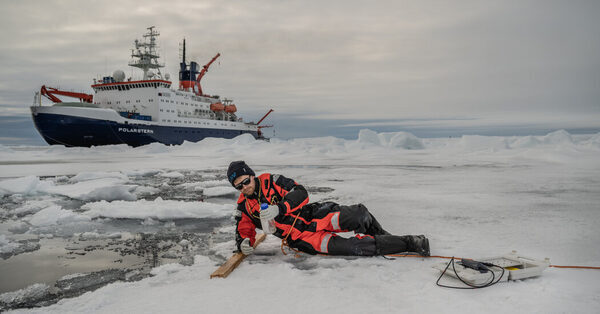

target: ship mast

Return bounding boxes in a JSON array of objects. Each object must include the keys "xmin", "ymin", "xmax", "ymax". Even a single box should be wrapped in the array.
[{"xmin": 128, "ymin": 26, "xmax": 165, "ymax": 80}]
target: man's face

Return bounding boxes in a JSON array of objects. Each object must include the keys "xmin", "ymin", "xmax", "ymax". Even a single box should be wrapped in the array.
[{"xmin": 233, "ymin": 175, "xmax": 255, "ymax": 196}]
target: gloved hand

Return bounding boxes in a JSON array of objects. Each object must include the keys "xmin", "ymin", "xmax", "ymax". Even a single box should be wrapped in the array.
[
  {"xmin": 240, "ymin": 238, "xmax": 254, "ymax": 255},
  {"xmin": 260, "ymin": 205, "xmax": 279, "ymax": 221}
]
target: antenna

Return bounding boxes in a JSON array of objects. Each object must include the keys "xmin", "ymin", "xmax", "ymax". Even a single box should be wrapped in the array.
[
  {"xmin": 128, "ymin": 27, "xmax": 165, "ymax": 80},
  {"xmin": 183, "ymin": 38, "xmax": 186, "ymax": 64}
]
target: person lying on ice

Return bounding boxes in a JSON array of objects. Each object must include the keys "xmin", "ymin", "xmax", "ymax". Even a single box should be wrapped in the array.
[{"xmin": 227, "ymin": 160, "xmax": 430, "ymax": 257}]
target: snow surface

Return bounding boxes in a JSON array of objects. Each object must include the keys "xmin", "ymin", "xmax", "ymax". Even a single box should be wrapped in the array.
[{"xmin": 1, "ymin": 129, "xmax": 600, "ymax": 313}]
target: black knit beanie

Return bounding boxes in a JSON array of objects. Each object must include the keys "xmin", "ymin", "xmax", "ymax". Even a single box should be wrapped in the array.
[{"xmin": 227, "ymin": 160, "xmax": 255, "ymax": 185}]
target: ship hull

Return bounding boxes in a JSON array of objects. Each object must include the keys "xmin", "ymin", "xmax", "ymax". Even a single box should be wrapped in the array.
[{"xmin": 31, "ymin": 107, "xmax": 258, "ymax": 147}]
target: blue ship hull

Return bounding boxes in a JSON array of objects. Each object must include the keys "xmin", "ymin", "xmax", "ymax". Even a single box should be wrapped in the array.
[{"xmin": 32, "ymin": 112, "xmax": 258, "ymax": 147}]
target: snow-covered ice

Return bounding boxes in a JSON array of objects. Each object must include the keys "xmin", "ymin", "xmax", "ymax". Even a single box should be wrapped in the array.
[
  {"xmin": 80, "ymin": 198, "xmax": 232, "ymax": 220},
  {"xmin": 0, "ymin": 234, "xmax": 20, "ymax": 254},
  {"xmin": 1, "ymin": 129, "xmax": 599, "ymax": 313}
]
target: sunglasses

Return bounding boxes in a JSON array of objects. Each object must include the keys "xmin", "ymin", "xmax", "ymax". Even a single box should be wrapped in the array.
[{"xmin": 234, "ymin": 177, "xmax": 252, "ymax": 190}]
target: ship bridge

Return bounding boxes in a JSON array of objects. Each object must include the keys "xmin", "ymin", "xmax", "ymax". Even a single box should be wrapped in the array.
[{"xmin": 91, "ymin": 79, "xmax": 171, "ymax": 92}]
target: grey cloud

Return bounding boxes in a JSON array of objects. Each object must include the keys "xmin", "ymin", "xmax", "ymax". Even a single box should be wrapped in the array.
[{"xmin": 0, "ymin": 0, "xmax": 598, "ymax": 130}]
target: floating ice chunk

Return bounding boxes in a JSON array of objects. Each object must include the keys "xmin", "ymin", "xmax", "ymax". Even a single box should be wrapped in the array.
[
  {"xmin": 42, "ymin": 178, "xmax": 137, "ymax": 201},
  {"xmin": 81, "ymin": 185, "xmax": 137, "ymax": 201},
  {"xmin": 121, "ymin": 169, "xmax": 161, "ymax": 177},
  {"xmin": 0, "ymin": 234, "xmax": 20, "ymax": 254},
  {"xmin": 200, "ymin": 179, "xmax": 230, "ymax": 187},
  {"xmin": 158, "ymin": 171, "xmax": 185, "ymax": 178},
  {"xmin": 201, "ymin": 174, "xmax": 218, "ymax": 180},
  {"xmin": 59, "ymin": 273, "xmax": 87, "ymax": 281},
  {"xmin": 69, "ymin": 171, "xmax": 128, "ymax": 183},
  {"xmin": 178, "ymin": 180, "xmax": 229, "ymax": 190},
  {"xmin": 26, "ymin": 205, "xmax": 91, "ymax": 227},
  {"xmin": 202, "ymin": 186, "xmax": 238, "ymax": 197},
  {"xmin": 0, "ymin": 238, "xmax": 40, "ymax": 259},
  {"xmin": 134, "ymin": 185, "xmax": 160, "ymax": 196},
  {"xmin": 13, "ymin": 199, "xmax": 59, "ymax": 216},
  {"xmin": 81, "ymin": 198, "xmax": 233, "ymax": 220},
  {"xmin": 76, "ymin": 232, "xmax": 101, "ymax": 240},
  {"xmin": 7, "ymin": 221, "xmax": 30, "ymax": 234},
  {"xmin": 0, "ymin": 176, "xmax": 53, "ymax": 196},
  {"xmin": 75, "ymin": 231, "xmax": 122, "ymax": 240}
]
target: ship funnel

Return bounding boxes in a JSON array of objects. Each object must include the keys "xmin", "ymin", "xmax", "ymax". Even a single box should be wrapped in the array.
[{"xmin": 178, "ymin": 39, "xmax": 200, "ymax": 92}]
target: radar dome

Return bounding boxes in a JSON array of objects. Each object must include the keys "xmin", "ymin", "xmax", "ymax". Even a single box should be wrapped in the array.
[
  {"xmin": 165, "ymin": 73, "xmax": 170, "ymax": 80},
  {"xmin": 113, "ymin": 70, "xmax": 125, "ymax": 82}
]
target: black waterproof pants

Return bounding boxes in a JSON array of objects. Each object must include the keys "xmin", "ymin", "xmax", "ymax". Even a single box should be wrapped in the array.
[{"xmin": 286, "ymin": 202, "xmax": 391, "ymax": 255}]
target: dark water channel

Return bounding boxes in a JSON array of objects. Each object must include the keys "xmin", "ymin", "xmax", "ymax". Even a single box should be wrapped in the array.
[
  {"xmin": 0, "ymin": 218, "xmax": 226, "ymax": 293},
  {"xmin": 0, "ymin": 169, "xmax": 236, "ymax": 310},
  {"xmin": 0, "ymin": 166, "xmax": 336, "ymax": 311},
  {"xmin": 0, "ymin": 217, "xmax": 230, "ymax": 310}
]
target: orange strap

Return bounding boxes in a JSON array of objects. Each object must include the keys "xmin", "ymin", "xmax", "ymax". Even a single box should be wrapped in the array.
[
  {"xmin": 386, "ymin": 254, "xmax": 600, "ymax": 270},
  {"xmin": 280, "ymin": 212, "xmax": 302, "ymax": 256}
]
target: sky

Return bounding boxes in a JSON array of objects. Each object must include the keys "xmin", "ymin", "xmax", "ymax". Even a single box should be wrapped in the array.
[{"xmin": 0, "ymin": 0, "xmax": 599, "ymax": 144}]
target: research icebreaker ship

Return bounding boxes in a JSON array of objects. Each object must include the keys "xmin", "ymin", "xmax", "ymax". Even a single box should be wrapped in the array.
[{"xmin": 31, "ymin": 27, "xmax": 272, "ymax": 147}]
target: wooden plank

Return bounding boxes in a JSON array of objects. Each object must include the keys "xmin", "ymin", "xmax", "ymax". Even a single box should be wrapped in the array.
[{"xmin": 210, "ymin": 233, "xmax": 267, "ymax": 279}]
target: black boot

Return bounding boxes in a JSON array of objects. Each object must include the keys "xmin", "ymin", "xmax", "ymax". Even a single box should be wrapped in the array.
[
  {"xmin": 365, "ymin": 214, "xmax": 391, "ymax": 236},
  {"xmin": 375, "ymin": 235, "xmax": 430, "ymax": 256},
  {"xmin": 408, "ymin": 235, "xmax": 430, "ymax": 257}
]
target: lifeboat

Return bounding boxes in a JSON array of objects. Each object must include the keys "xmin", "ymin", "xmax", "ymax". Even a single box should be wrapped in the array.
[
  {"xmin": 224, "ymin": 104, "xmax": 237, "ymax": 113},
  {"xmin": 210, "ymin": 102, "xmax": 224, "ymax": 112}
]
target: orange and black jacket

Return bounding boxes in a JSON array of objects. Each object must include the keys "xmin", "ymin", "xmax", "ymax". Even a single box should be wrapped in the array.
[{"xmin": 235, "ymin": 173, "xmax": 309, "ymax": 250}]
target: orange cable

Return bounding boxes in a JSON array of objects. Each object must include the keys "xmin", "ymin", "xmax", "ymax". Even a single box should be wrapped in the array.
[{"xmin": 549, "ymin": 265, "xmax": 600, "ymax": 270}]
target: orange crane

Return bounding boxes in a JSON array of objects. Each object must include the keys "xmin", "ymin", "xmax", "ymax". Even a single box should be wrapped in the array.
[
  {"xmin": 40, "ymin": 85, "xmax": 93, "ymax": 103},
  {"xmin": 256, "ymin": 109, "xmax": 274, "ymax": 138},
  {"xmin": 195, "ymin": 53, "xmax": 221, "ymax": 96}
]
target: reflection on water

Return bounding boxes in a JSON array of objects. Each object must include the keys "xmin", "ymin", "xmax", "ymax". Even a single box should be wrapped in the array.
[{"xmin": 0, "ymin": 217, "xmax": 229, "ymax": 294}]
